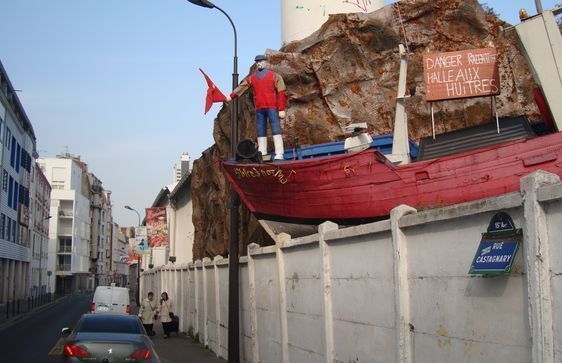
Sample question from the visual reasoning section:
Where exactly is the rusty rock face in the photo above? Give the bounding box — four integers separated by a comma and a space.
191, 0, 540, 260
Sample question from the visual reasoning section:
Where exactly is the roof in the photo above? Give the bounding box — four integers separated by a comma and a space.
0, 60, 36, 142
169, 172, 192, 201
151, 186, 170, 208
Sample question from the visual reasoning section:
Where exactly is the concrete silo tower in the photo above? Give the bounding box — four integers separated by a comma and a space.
281, 0, 385, 45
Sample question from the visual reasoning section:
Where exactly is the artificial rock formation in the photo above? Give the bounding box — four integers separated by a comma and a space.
191, 0, 540, 260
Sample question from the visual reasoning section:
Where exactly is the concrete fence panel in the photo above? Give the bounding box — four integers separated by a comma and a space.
140, 171, 562, 363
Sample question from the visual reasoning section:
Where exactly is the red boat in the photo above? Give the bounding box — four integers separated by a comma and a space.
222, 8, 562, 229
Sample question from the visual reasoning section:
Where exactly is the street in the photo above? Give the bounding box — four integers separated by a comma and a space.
0, 294, 224, 363
0, 294, 91, 362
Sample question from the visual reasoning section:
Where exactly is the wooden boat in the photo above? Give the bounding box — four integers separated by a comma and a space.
222, 8, 562, 232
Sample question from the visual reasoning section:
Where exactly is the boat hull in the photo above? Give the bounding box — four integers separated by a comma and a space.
222, 133, 562, 224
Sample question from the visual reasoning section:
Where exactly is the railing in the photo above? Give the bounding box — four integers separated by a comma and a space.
0, 293, 61, 324
57, 264, 71, 271
58, 210, 73, 217
58, 245, 72, 253
57, 227, 73, 235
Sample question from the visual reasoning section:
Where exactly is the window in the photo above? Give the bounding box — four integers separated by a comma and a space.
7, 176, 13, 208
6, 217, 11, 242
9, 136, 15, 167
15, 143, 20, 173
2, 170, 6, 192
13, 181, 18, 210
12, 220, 16, 242
57, 255, 71, 271
4, 127, 10, 150
77, 316, 143, 334
0, 214, 5, 240
58, 238, 72, 253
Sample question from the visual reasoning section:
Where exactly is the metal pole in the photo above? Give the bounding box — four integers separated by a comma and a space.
535, 0, 543, 14
125, 206, 142, 307
137, 255, 142, 307
214, 6, 240, 362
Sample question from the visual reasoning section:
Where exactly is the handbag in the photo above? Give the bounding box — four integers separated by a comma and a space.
169, 312, 174, 319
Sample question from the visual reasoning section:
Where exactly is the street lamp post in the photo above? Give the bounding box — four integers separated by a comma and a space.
186, 1, 240, 361
125, 205, 142, 307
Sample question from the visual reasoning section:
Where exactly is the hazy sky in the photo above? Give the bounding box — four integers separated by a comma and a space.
0, 0, 558, 226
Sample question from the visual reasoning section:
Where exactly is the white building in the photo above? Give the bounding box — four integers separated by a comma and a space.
0, 61, 38, 303
172, 152, 191, 186
281, 0, 385, 44
29, 164, 51, 296
38, 156, 92, 294
168, 173, 194, 264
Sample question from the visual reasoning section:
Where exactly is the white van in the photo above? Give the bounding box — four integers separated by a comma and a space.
91, 285, 131, 314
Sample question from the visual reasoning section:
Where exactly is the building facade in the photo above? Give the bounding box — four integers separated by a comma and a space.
169, 173, 194, 264
29, 164, 51, 296
38, 156, 92, 294
111, 223, 128, 287
87, 173, 114, 286
0, 61, 38, 303
172, 152, 191, 186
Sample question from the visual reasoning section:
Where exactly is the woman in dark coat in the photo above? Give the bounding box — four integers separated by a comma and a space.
158, 292, 175, 338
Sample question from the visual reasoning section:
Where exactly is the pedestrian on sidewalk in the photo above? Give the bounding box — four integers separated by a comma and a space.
138, 291, 157, 336
158, 292, 175, 338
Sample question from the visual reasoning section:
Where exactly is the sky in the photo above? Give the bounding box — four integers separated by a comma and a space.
0, 0, 559, 227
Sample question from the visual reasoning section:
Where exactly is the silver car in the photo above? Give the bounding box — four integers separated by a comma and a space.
61, 313, 161, 362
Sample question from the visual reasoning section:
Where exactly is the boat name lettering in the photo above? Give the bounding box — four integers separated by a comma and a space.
233, 167, 296, 184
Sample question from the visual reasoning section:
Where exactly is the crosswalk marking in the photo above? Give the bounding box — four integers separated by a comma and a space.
49, 338, 65, 355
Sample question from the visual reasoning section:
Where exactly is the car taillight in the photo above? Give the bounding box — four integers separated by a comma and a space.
130, 348, 151, 360
91, 302, 95, 312
126, 305, 131, 314
64, 343, 89, 357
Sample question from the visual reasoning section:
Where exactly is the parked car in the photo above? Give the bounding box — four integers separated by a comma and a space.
61, 313, 161, 362
92, 284, 131, 314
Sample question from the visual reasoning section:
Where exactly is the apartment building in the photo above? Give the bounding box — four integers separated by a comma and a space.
38, 156, 92, 294
111, 223, 128, 286
0, 61, 37, 303
30, 164, 51, 295
87, 173, 114, 286
172, 152, 191, 186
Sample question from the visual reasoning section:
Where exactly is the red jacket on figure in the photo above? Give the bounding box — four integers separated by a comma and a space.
230, 69, 286, 111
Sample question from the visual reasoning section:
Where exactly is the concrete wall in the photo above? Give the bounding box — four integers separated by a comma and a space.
141, 171, 562, 362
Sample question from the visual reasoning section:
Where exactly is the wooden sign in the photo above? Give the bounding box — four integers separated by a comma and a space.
423, 48, 500, 101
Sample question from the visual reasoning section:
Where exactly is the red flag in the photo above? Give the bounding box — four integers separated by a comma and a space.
199, 68, 226, 114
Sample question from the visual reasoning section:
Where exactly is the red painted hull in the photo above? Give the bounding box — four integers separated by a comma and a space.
222, 133, 562, 223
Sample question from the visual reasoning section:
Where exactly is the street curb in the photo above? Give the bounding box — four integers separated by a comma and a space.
0, 295, 71, 333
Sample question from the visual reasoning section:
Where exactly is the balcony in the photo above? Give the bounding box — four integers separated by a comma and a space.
57, 264, 71, 272
58, 245, 72, 254
58, 210, 73, 218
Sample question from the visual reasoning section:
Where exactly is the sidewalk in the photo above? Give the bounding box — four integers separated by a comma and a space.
132, 306, 225, 363
150, 323, 225, 363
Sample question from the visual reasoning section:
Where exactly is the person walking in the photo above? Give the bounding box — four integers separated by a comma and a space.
158, 292, 175, 338
138, 291, 157, 336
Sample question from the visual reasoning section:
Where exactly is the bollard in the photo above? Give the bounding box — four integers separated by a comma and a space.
11, 299, 15, 317
17, 299, 20, 315
5, 300, 9, 319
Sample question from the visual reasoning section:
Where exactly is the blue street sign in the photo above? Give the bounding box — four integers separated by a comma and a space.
469, 237, 520, 274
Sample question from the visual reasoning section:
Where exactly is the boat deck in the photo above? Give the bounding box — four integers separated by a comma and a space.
417, 116, 536, 161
